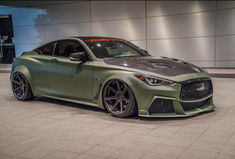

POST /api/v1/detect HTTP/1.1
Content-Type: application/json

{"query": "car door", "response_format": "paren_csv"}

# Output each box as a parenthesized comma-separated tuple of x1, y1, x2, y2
(46, 39, 93, 101)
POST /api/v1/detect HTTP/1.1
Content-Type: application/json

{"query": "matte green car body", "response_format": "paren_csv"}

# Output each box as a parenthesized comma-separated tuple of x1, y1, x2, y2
(10, 37, 215, 117)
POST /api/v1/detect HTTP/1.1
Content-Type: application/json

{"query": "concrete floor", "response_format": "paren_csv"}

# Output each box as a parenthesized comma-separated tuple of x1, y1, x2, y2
(0, 73, 235, 159)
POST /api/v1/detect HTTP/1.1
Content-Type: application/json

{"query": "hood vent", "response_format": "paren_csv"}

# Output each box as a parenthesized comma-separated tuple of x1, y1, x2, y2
(150, 62, 175, 69)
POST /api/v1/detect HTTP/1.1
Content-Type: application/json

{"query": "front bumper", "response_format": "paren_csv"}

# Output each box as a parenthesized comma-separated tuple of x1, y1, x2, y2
(138, 95, 215, 117)
(132, 77, 215, 117)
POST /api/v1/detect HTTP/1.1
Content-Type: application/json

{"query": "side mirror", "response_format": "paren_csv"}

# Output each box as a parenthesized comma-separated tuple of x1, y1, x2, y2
(69, 52, 86, 62)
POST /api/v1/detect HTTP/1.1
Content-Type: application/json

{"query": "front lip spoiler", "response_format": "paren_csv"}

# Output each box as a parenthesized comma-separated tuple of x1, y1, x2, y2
(139, 104, 215, 118)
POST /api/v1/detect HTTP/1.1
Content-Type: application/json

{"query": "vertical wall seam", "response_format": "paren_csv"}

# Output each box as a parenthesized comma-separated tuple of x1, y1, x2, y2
(215, 0, 218, 67)
(145, 0, 147, 51)
(89, 0, 92, 36)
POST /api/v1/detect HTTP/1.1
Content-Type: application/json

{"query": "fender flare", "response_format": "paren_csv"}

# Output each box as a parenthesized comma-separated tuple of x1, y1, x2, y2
(97, 73, 138, 110)
(11, 65, 35, 95)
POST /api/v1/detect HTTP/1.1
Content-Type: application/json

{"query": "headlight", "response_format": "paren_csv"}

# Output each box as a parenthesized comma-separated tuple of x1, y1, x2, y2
(135, 74, 174, 86)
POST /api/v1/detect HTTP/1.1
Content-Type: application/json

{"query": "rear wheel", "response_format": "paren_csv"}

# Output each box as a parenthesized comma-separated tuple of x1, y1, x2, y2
(11, 72, 34, 101)
(103, 79, 137, 118)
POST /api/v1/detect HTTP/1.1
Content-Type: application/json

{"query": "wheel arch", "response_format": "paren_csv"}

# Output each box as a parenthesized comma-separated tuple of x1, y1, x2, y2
(97, 72, 139, 110)
(11, 65, 35, 95)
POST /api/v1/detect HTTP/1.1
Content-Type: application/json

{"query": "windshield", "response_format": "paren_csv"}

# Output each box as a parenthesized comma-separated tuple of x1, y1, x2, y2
(83, 38, 149, 59)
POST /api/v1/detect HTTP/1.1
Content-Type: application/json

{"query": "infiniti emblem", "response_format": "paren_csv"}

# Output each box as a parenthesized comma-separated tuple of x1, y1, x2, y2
(196, 82, 205, 91)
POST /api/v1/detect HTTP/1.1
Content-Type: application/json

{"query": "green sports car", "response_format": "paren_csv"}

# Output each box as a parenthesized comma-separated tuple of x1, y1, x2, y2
(10, 37, 215, 118)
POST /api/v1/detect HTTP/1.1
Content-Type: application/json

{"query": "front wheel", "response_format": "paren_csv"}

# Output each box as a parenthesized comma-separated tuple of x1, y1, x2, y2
(103, 79, 137, 118)
(11, 72, 34, 101)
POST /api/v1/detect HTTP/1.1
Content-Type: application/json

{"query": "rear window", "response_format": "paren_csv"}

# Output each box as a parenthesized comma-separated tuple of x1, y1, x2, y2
(35, 42, 55, 56)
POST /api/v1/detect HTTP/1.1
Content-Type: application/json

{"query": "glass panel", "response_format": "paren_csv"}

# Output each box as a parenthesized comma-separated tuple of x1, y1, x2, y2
(83, 38, 149, 59)
(54, 40, 86, 57)
(36, 42, 55, 56)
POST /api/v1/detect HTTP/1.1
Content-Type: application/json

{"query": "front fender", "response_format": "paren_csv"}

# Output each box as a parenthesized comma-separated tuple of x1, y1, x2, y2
(95, 70, 141, 109)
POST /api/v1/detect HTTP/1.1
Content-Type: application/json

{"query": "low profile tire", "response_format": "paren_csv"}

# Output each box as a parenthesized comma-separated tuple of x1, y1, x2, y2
(103, 79, 137, 118)
(11, 72, 34, 101)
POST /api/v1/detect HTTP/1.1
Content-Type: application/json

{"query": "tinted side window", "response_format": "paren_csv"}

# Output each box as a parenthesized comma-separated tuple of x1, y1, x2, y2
(35, 42, 55, 56)
(54, 40, 86, 57)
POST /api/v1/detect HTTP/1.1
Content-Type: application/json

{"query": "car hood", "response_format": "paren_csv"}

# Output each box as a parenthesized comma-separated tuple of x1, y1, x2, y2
(103, 56, 204, 76)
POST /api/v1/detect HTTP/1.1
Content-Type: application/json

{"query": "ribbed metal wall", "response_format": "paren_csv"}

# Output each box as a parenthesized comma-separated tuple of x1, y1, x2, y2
(0, 1, 234, 68)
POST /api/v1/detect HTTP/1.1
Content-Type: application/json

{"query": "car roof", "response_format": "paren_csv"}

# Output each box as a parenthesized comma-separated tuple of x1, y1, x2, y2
(33, 36, 125, 50)
(73, 36, 125, 41)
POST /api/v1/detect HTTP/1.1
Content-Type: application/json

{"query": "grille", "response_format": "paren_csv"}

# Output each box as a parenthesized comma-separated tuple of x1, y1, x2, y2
(180, 79, 213, 100)
(180, 98, 209, 111)
(148, 99, 175, 114)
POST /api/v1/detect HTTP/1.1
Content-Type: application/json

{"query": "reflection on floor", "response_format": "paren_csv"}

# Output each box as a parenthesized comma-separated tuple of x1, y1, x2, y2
(0, 73, 235, 159)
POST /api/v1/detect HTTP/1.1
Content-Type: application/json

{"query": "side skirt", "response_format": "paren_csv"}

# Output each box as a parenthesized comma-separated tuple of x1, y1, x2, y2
(40, 94, 104, 109)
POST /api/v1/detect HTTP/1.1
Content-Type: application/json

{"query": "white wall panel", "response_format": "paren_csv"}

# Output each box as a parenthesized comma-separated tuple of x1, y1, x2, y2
(217, 1, 235, 9)
(189, 61, 215, 67)
(44, 22, 91, 42)
(14, 25, 44, 44)
(147, 1, 216, 17)
(91, 19, 145, 41)
(216, 35, 235, 61)
(129, 40, 146, 50)
(15, 44, 40, 56)
(147, 37, 215, 61)
(0, 0, 235, 67)
(217, 9, 235, 35)
(91, 1, 145, 21)
(216, 61, 235, 68)
(147, 12, 215, 39)
(43, 2, 90, 24)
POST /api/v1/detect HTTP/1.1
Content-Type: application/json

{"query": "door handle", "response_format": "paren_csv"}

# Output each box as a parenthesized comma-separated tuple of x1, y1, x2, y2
(49, 58, 58, 63)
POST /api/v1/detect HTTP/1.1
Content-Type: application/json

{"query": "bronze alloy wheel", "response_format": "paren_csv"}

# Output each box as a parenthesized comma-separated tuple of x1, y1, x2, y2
(103, 80, 137, 117)
(12, 72, 33, 101)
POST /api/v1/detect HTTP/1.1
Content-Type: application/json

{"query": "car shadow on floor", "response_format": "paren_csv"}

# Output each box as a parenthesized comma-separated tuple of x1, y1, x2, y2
(32, 97, 216, 123)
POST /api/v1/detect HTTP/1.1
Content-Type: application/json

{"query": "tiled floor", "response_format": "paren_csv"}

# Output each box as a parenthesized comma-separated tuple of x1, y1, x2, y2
(0, 73, 235, 159)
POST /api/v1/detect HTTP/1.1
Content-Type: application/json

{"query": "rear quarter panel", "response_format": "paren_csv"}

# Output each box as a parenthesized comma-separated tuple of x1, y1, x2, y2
(11, 52, 48, 97)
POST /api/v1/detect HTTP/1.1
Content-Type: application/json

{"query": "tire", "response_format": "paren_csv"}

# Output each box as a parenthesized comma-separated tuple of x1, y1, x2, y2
(11, 72, 34, 101)
(103, 79, 137, 118)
